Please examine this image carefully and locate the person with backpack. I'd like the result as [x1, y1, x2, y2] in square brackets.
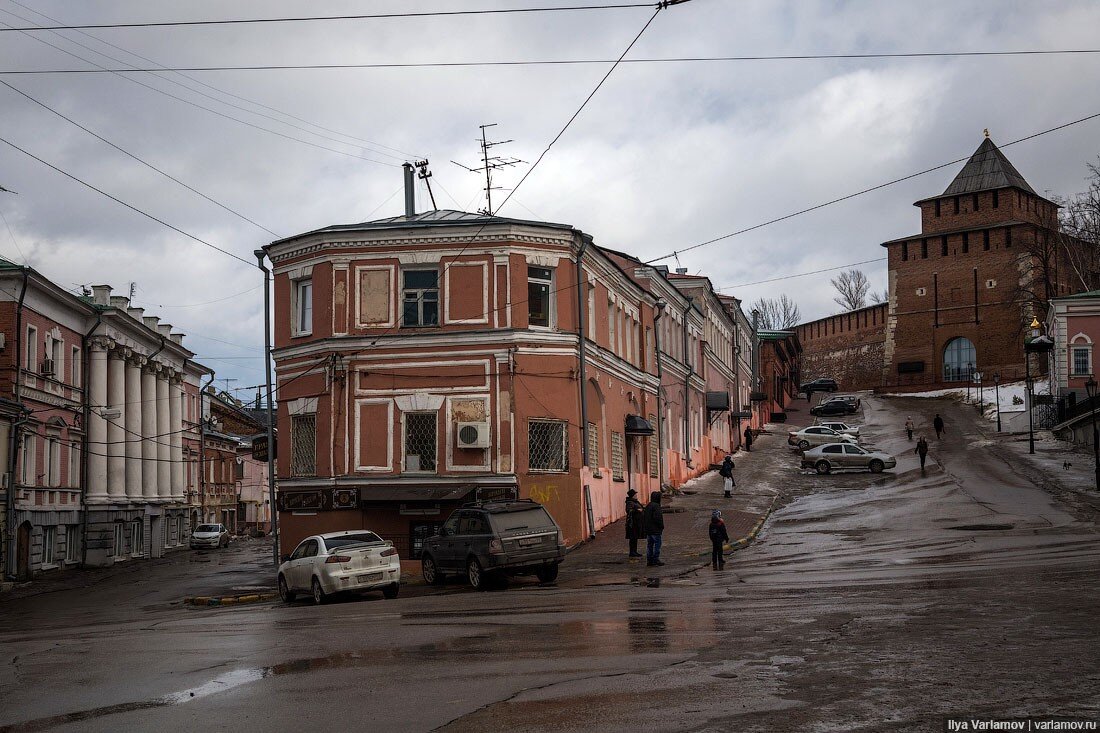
[709, 510, 729, 570]
[719, 455, 735, 498]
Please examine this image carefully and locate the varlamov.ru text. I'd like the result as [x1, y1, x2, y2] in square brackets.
[947, 720, 1098, 731]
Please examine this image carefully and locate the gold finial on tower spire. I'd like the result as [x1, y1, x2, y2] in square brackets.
[983, 128, 990, 139]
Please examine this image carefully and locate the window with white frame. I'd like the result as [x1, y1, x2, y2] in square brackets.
[48, 335, 62, 378]
[290, 413, 317, 477]
[528, 419, 567, 472]
[527, 266, 553, 328]
[607, 299, 616, 353]
[71, 346, 81, 387]
[624, 312, 633, 364]
[403, 412, 437, 472]
[648, 414, 659, 478]
[21, 432, 35, 485]
[65, 524, 79, 562]
[586, 422, 599, 471]
[610, 431, 625, 481]
[26, 325, 37, 371]
[113, 522, 125, 557]
[45, 437, 60, 487]
[130, 519, 144, 557]
[293, 279, 313, 335]
[401, 269, 439, 327]
[587, 286, 596, 340]
[42, 526, 56, 565]
[1071, 338, 1092, 376]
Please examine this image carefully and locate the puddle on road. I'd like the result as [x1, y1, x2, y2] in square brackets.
[948, 523, 1015, 531]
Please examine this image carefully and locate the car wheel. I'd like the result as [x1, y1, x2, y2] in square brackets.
[467, 558, 487, 591]
[798, 440, 810, 450]
[869, 459, 884, 473]
[815, 460, 831, 475]
[421, 555, 444, 585]
[382, 583, 400, 599]
[278, 574, 295, 603]
[311, 577, 327, 605]
[535, 564, 559, 583]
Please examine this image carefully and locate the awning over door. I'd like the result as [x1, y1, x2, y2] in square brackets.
[706, 391, 730, 412]
[624, 414, 655, 436]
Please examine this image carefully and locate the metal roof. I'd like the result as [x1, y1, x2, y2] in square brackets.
[880, 219, 1027, 247]
[939, 138, 1037, 197]
[271, 209, 576, 245]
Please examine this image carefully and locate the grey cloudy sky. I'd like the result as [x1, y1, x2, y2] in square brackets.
[1, 0, 1098, 394]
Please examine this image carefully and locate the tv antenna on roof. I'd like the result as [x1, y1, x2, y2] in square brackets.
[415, 160, 438, 211]
[451, 123, 525, 216]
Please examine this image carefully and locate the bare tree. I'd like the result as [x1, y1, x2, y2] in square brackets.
[750, 294, 801, 329]
[869, 288, 890, 304]
[1057, 158, 1100, 291]
[831, 269, 870, 311]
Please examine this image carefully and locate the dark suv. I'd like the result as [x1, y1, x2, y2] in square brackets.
[801, 378, 839, 396]
[421, 500, 566, 590]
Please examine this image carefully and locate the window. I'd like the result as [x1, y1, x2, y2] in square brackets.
[934, 199, 941, 217]
[941, 236, 948, 256]
[962, 232, 969, 254]
[71, 346, 81, 387]
[46, 438, 60, 487]
[113, 523, 125, 557]
[26, 325, 37, 371]
[290, 413, 317, 477]
[527, 266, 553, 328]
[587, 286, 596, 339]
[953, 196, 960, 214]
[65, 524, 79, 562]
[624, 314, 633, 363]
[458, 512, 490, 535]
[843, 444, 865, 455]
[401, 270, 439, 327]
[993, 189, 999, 209]
[130, 520, 143, 556]
[1072, 342, 1092, 376]
[528, 419, 567, 472]
[21, 433, 35, 485]
[1005, 228, 1012, 248]
[943, 337, 977, 382]
[293, 279, 313, 335]
[611, 431, 625, 481]
[921, 239, 928, 259]
[586, 422, 599, 471]
[973, 193, 980, 211]
[607, 299, 616, 353]
[822, 445, 843, 454]
[901, 242, 908, 261]
[42, 526, 56, 565]
[403, 412, 437, 472]
[983, 231, 990, 251]
[648, 414, 659, 478]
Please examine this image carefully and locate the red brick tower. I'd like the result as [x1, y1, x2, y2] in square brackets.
[882, 135, 1071, 388]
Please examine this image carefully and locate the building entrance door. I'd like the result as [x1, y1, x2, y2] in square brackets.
[16, 521, 31, 581]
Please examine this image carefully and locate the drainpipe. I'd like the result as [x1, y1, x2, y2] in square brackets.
[652, 301, 666, 485]
[254, 250, 278, 568]
[751, 309, 761, 428]
[575, 235, 590, 470]
[4, 266, 28, 580]
[682, 302, 692, 469]
[78, 310, 103, 568]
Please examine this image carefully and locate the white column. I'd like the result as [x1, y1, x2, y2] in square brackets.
[141, 365, 159, 500]
[86, 338, 109, 501]
[169, 376, 184, 501]
[106, 348, 127, 499]
[124, 355, 143, 500]
[156, 372, 171, 499]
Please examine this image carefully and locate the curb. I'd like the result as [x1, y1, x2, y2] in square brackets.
[184, 592, 278, 607]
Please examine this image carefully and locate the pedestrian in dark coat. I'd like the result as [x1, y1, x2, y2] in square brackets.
[933, 414, 945, 439]
[904, 417, 915, 441]
[719, 455, 735, 498]
[642, 491, 664, 567]
[709, 510, 730, 569]
[624, 489, 644, 558]
[743, 426, 753, 451]
[915, 437, 929, 470]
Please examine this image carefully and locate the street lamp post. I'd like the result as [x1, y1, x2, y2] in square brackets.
[1023, 316, 1054, 456]
[967, 362, 973, 403]
[993, 372, 1001, 432]
[1087, 378, 1099, 492]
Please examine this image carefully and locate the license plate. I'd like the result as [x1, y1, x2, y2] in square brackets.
[358, 572, 383, 583]
[518, 537, 541, 547]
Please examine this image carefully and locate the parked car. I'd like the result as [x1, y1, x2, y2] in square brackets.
[821, 394, 862, 413]
[800, 377, 839, 396]
[787, 426, 858, 451]
[421, 499, 566, 591]
[810, 400, 853, 418]
[190, 523, 230, 550]
[800, 443, 897, 474]
[813, 420, 861, 438]
[278, 530, 401, 604]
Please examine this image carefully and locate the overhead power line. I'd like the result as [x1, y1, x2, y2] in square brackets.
[0, 134, 254, 267]
[0, 4, 653, 33]
[717, 258, 889, 290]
[646, 110, 1100, 264]
[3, 49, 1099, 74]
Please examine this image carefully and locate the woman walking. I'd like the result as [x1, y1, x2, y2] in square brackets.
[915, 437, 929, 471]
[625, 489, 644, 558]
[709, 510, 729, 570]
[905, 417, 915, 441]
[719, 455, 735, 498]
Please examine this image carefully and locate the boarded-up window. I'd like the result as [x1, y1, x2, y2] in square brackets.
[359, 269, 392, 325]
[611, 431, 624, 481]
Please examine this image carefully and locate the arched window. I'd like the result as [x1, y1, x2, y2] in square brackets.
[1070, 334, 1093, 377]
[943, 337, 976, 382]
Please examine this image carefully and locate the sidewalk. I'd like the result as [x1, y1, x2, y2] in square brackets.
[557, 430, 784, 588]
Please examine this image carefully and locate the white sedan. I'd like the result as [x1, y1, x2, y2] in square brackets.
[278, 530, 401, 604]
[814, 421, 861, 438]
[787, 426, 858, 451]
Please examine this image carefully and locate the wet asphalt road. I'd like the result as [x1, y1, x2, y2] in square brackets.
[2, 395, 1099, 732]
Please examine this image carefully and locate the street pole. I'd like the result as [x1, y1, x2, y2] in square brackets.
[255, 250, 279, 568]
[1088, 379, 1099, 492]
[1026, 355, 1035, 455]
[978, 372, 983, 413]
[994, 372, 1001, 432]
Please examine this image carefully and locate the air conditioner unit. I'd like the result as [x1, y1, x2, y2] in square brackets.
[455, 421, 490, 449]
[41, 358, 55, 376]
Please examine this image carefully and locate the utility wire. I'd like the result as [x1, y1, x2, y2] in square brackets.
[5, 49, 1099, 74]
[0, 79, 282, 238]
[717, 257, 888, 290]
[646, 110, 1100, 263]
[0, 4, 654, 32]
[132, 285, 262, 308]
[0, 134, 254, 267]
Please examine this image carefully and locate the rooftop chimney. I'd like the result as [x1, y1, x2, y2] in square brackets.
[109, 295, 130, 310]
[91, 285, 112, 306]
[127, 307, 145, 322]
[675, 267, 688, 275]
[169, 333, 183, 345]
[157, 323, 173, 337]
[143, 316, 160, 331]
[402, 162, 415, 218]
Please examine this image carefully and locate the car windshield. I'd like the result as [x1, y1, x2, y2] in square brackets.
[490, 507, 554, 532]
[324, 532, 383, 550]
[195, 525, 221, 533]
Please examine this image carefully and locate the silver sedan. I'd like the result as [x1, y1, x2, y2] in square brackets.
[800, 443, 896, 474]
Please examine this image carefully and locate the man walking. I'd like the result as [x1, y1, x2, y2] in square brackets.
[905, 416, 915, 441]
[625, 489, 644, 558]
[915, 436, 929, 471]
[933, 413, 945, 439]
[709, 510, 729, 570]
[642, 490, 664, 567]
[719, 454, 735, 498]
[743, 426, 753, 451]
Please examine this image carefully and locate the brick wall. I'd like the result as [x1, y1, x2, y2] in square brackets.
[796, 304, 888, 391]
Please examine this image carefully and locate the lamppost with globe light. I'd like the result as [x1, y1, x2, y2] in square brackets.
[1024, 316, 1054, 455]
[1086, 377, 1100, 491]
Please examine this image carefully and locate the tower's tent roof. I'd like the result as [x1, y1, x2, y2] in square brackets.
[941, 137, 1037, 197]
